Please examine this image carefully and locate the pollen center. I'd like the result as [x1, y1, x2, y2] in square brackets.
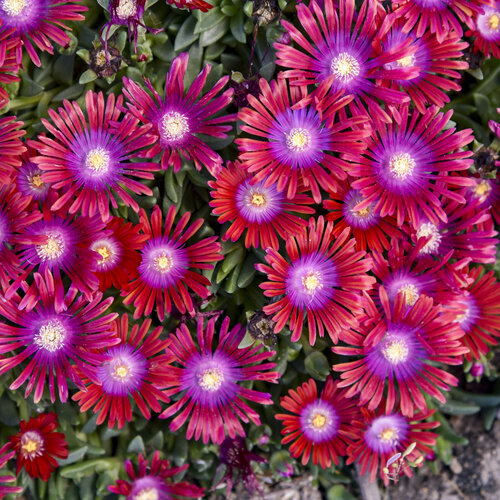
[311, 412, 327, 429]
[36, 233, 65, 261]
[473, 179, 492, 202]
[382, 338, 409, 364]
[250, 192, 267, 207]
[134, 489, 159, 500]
[96, 245, 113, 264]
[161, 111, 189, 142]
[198, 368, 224, 391]
[397, 283, 419, 306]
[302, 271, 322, 294]
[20, 431, 44, 459]
[397, 54, 416, 67]
[286, 128, 311, 152]
[86, 148, 110, 174]
[1, 0, 29, 16]
[330, 52, 361, 82]
[34, 319, 66, 352]
[29, 174, 44, 189]
[116, 0, 137, 19]
[353, 205, 372, 218]
[378, 427, 398, 444]
[153, 254, 174, 273]
[488, 13, 500, 30]
[389, 152, 416, 180]
[416, 222, 442, 254]
[112, 363, 131, 382]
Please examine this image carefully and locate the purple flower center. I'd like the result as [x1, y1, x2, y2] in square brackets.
[478, 8, 500, 39]
[299, 399, 339, 443]
[0, 0, 44, 28]
[129, 475, 167, 500]
[159, 110, 190, 145]
[364, 414, 409, 454]
[20, 430, 45, 459]
[98, 345, 148, 396]
[342, 189, 379, 229]
[33, 318, 67, 353]
[286, 253, 338, 310]
[91, 236, 122, 270]
[412, 0, 447, 9]
[17, 161, 50, 200]
[235, 178, 283, 223]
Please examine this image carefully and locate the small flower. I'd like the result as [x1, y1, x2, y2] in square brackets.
[9, 412, 68, 481]
[470, 361, 484, 377]
[108, 451, 204, 499]
[121, 205, 223, 321]
[256, 216, 375, 345]
[166, 0, 213, 12]
[14, 144, 51, 202]
[0, 115, 25, 185]
[0, 33, 20, 110]
[466, 1, 500, 58]
[122, 52, 235, 175]
[0, 443, 23, 498]
[276, 377, 358, 469]
[159, 316, 280, 444]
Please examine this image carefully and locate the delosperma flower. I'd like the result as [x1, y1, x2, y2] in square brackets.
[159, 316, 280, 444]
[467, 1, 500, 58]
[0, 115, 25, 185]
[15, 144, 51, 202]
[256, 216, 375, 345]
[0, 443, 22, 497]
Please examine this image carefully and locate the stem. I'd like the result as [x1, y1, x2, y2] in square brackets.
[356, 463, 381, 500]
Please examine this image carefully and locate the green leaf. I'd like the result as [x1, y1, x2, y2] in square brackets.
[0, 395, 20, 426]
[53, 84, 85, 102]
[60, 458, 119, 480]
[451, 388, 500, 408]
[437, 399, 480, 416]
[127, 435, 145, 454]
[435, 436, 452, 465]
[221, 245, 245, 274]
[304, 351, 330, 381]
[230, 10, 246, 43]
[79, 70, 97, 84]
[199, 18, 230, 48]
[482, 407, 497, 431]
[473, 93, 491, 121]
[327, 485, 357, 500]
[194, 7, 226, 34]
[58, 447, 88, 467]
[175, 16, 199, 52]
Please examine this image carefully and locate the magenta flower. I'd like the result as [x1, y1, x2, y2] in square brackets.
[122, 52, 235, 175]
[0, 268, 118, 403]
[467, 2, 500, 58]
[0, 32, 20, 110]
[0, 115, 25, 186]
[0, 443, 22, 497]
[30, 91, 159, 221]
[14, 144, 51, 202]
[159, 316, 280, 444]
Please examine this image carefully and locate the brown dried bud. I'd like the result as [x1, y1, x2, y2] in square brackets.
[89, 45, 123, 79]
[247, 310, 277, 346]
[252, 0, 280, 26]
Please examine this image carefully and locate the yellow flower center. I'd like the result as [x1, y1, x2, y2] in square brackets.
[112, 363, 131, 382]
[302, 271, 322, 294]
[86, 148, 110, 173]
[473, 179, 492, 202]
[488, 13, 500, 30]
[161, 111, 189, 141]
[116, 0, 137, 19]
[389, 152, 416, 180]
[286, 128, 311, 152]
[34, 320, 66, 352]
[397, 283, 419, 306]
[96, 245, 113, 264]
[36, 233, 65, 261]
[379, 427, 398, 444]
[29, 173, 45, 189]
[153, 254, 174, 273]
[198, 368, 224, 391]
[416, 222, 441, 254]
[311, 412, 327, 429]
[1, 0, 29, 16]
[382, 338, 409, 364]
[397, 54, 416, 68]
[20, 431, 44, 459]
[134, 489, 159, 500]
[330, 52, 361, 82]
[250, 192, 267, 207]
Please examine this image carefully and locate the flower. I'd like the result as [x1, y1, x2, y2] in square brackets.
[208, 161, 315, 249]
[167, 0, 213, 12]
[346, 406, 439, 483]
[0, 32, 20, 110]
[256, 216, 375, 345]
[73, 315, 172, 428]
[276, 377, 358, 469]
[323, 182, 402, 252]
[467, 2, 500, 58]
[236, 77, 369, 203]
[14, 143, 51, 202]
[122, 52, 235, 175]
[0, 443, 23, 498]
[0, 268, 118, 403]
[275, 0, 418, 117]
[333, 291, 468, 416]
[0, 0, 87, 67]
[9, 412, 68, 481]
[30, 91, 159, 221]
[91, 216, 148, 292]
[108, 451, 204, 499]
[0, 115, 25, 185]
[159, 316, 280, 444]
[391, 0, 486, 43]
[121, 205, 223, 321]
[348, 105, 474, 227]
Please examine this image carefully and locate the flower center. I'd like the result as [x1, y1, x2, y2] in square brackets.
[378, 427, 399, 444]
[330, 52, 360, 82]
[161, 111, 189, 141]
[389, 152, 416, 180]
[250, 192, 267, 207]
[382, 338, 409, 364]
[488, 13, 500, 30]
[302, 271, 322, 294]
[36, 233, 65, 261]
[198, 368, 224, 391]
[29, 173, 45, 189]
[20, 431, 44, 459]
[310, 412, 327, 429]
[111, 363, 132, 382]
[96, 245, 113, 264]
[397, 283, 419, 306]
[34, 319, 66, 352]
[153, 254, 174, 273]
[1, 0, 29, 16]
[397, 54, 416, 67]
[352, 205, 372, 218]
[133, 489, 159, 500]
[85, 148, 110, 173]
[116, 0, 137, 19]
[416, 222, 441, 254]
[473, 179, 492, 202]
[286, 128, 311, 152]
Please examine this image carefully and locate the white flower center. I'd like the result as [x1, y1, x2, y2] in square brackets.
[86, 148, 110, 174]
[309, 412, 327, 430]
[488, 13, 500, 31]
[111, 362, 132, 383]
[473, 179, 492, 202]
[250, 192, 267, 207]
[153, 253, 174, 273]
[330, 52, 360, 82]
[34, 319, 66, 352]
[1, 0, 29, 16]
[416, 222, 441, 254]
[198, 368, 224, 391]
[36, 233, 65, 261]
[116, 0, 137, 19]
[286, 128, 311, 152]
[20, 431, 45, 459]
[28, 173, 45, 189]
[133, 489, 159, 500]
[378, 427, 399, 444]
[382, 338, 409, 364]
[389, 152, 416, 180]
[397, 54, 416, 68]
[397, 283, 419, 306]
[161, 111, 189, 141]
[95, 245, 113, 265]
[302, 271, 322, 294]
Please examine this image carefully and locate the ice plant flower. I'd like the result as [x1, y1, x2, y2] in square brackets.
[73, 315, 172, 428]
[9, 413, 68, 482]
[348, 105, 474, 227]
[0, 32, 20, 110]
[237, 77, 370, 203]
[0, 443, 22, 498]
[91, 216, 148, 292]
[208, 161, 315, 249]
[0, 0, 87, 67]
[167, 0, 213, 11]
[0, 268, 119, 403]
[275, 0, 418, 117]
[108, 451, 204, 499]
[30, 91, 159, 221]
[0, 115, 25, 185]
[467, 2, 500, 58]
[324, 182, 402, 252]
[122, 52, 235, 175]
[121, 205, 223, 321]
[276, 377, 358, 469]
[15, 144, 51, 202]
[346, 406, 439, 483]
[159, 316, 280, 444]
[256, 216, 375, 345]
[333, 291, 468, 416]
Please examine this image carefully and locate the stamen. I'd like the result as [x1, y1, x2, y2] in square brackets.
[397, 54, 415, 68]
[161, 111, 189, 142]
[115, 0, 137, 19]
[310, 412, 327, 430]
[96, 245, 113, 264]
[416, 222, 441, 255]
[473, 179, 492, 203]
[389, 152, 416, 180]
[85, 148, 110, 174]
[302, 271, 322, 294]
[133, 489, 159, 500]
[34, 319, 66, 352]
[330, 52, 361, 82]
[285, 128, 311, 152]
[29, 173, 45, 189]
[20, 431, 44, 459]
[153, 254, 174, 273]
[378, 427, 399, 444]
[36, 233, 65, 261]
[398, 283, 419, 306]
[111, 363, 131, 382]
[382, 338, 409, 364]
[488, 13, 500, 30]
[250, 192, 267, 207]
[1, 0, 29, 17]
[198, 367, 224, 391]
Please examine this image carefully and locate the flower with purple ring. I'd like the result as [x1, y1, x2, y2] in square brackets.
[159, 316, 280, 444]
[15, 148, 51, 202]
[0, 115, 25, 185]
[467, 2, 500, 58]
[0, 443, 23, 497]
